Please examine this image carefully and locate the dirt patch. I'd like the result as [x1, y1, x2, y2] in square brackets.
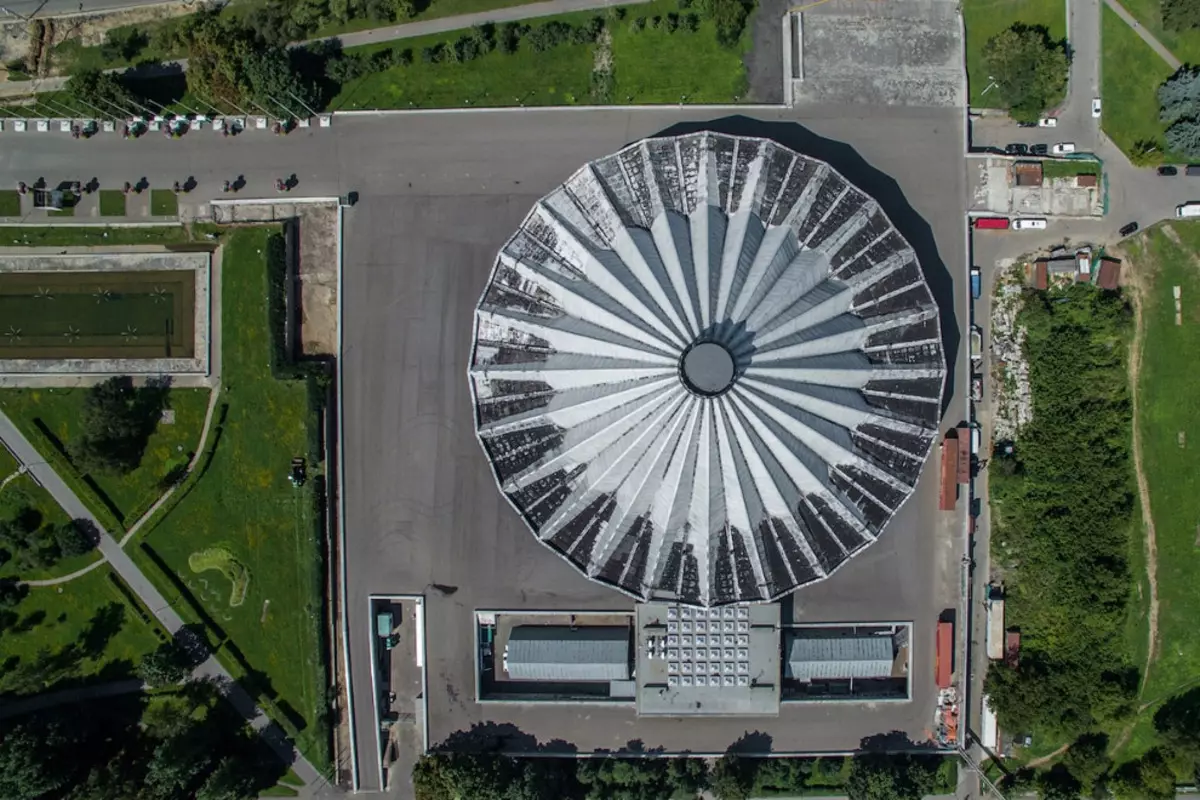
[1025, 742, 1070, 769]
[297, 204, 339, 356]
[0, 1, 191, 79]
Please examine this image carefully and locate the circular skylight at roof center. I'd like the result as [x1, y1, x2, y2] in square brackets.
[469, 132, 946, 607]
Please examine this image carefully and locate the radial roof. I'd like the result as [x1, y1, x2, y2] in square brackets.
[469, 132, 945, 607]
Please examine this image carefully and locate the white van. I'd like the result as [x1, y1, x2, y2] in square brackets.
[1177, 202, 1200, 218]
[1012, 218, 1048, 230]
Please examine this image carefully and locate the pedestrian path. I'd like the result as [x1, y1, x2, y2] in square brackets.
[1104, 0, 1182, 69]
[0, 409, 326, 791]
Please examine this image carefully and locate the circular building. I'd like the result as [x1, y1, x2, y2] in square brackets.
[468, 132, 945, 607]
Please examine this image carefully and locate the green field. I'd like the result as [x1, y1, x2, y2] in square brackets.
[150, 189, 179, 217]
[0, 189, 20, 216]
[0, 387, 209, 528]
[0, 465, 101, 582]
[130, 227, 328, 768]
[99, 190, 127, 217]
[1102, 4, 1178, 161]
[0, 225, 202, 247]
[0, 564, 163, 696]
[963, 0, 1066, 107]
[1117, 223, 1200, 757]
[1102, 0, 1197, 63]
[330, 0, 749, 109]
[1041, 158, 1101, 179]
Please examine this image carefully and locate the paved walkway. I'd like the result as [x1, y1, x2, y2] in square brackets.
[0, 410, 326, 791]
[0, 679, 145, 720]
[1104, 0, 1183, 69]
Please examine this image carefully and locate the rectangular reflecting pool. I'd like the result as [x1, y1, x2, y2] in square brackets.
[0, 270, 196, 360]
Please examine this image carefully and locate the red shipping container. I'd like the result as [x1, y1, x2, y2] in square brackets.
[956, 426, 971, 484]
[974, 217, 1011, 230]
[936, 620, 953, 689]
[939, 436, 958, 511]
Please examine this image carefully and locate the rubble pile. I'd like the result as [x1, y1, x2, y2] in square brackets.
[991, 264, 1033, 441]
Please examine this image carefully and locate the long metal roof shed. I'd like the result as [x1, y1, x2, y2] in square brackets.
[504, 626, 631, 682]
[784, 635, 893, 682]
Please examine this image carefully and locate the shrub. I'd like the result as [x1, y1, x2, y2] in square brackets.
[453, 34, 481, 61]
[499, 21, 523, 53]
[701, 0, 751, 46]
[394, 46, 413, 65]
[650, 15, 662, 28]
[684, 11, 701, 31]
[665, 11, 680, 32]
[632, 16, 647, 30]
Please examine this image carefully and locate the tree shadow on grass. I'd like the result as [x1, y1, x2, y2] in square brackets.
[81, 602, 127, 659]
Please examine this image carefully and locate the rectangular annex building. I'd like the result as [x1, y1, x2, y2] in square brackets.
[503, 625, 631, 682]
[784, 634, 893, 682]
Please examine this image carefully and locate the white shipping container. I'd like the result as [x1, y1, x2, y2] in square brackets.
[986, 597, 1005, 660]
[981, 695, 1000, 751]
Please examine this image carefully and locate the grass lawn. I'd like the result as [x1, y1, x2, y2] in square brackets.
[0, 189, 20, 216]
[131, 227, 328, 768]
[1104, 0, 1198, 64]
[962, 0, 1066, 107]
[1041, 158, 1100, 179]
[0, 564, 163, 696]
[0, 387, 210, 528]
[0, 225, 200, 247]
[1102, 4, 1178, 160]
[0, 469, 103, 583]
[330, 0, 749, 109]
[150, 189, 179, 217]
[98, 190, 127, 217]
[1114, 223, 1200, 758]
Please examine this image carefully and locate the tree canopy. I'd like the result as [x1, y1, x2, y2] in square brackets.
[982, 24, 1070, 121]
[1159, 67, 1200, 157]
[73, 376, 166, 475]
[65, 69, 143, 116]
[985, 284, 1137, 740]
[1162, 0, 1200, 31]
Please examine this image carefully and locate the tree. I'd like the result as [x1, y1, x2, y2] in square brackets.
[1061, 732, 1111, 793]
[1166, 118, 1200, 156]
[196, 757, 255, 800]
[700, 0, 751, 46]
[100, 26, 148, 62]
[137, 641, 192, 687]
[982, 24, 1069, 121]
[577, 758, 672, 799]
[74, 376, 154, 474]
[1162, 0, 1200, 32]
[53, 520, 94, 558]
[710, 754, 756, 800]
[846, 753, 934, 800]
[1037, 765, 1081, 800]
[0, 578, 28, 609]
[65, 69, 141, 115]
[1108, 749, 1177, 800]
[668, 756, 709, 794]
[0, 725, 67, 800]
[144, 727, 213, 799]
[1154, 687, 1200, 756]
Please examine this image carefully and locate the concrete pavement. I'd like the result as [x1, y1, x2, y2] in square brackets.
[0, 407, 326, 790]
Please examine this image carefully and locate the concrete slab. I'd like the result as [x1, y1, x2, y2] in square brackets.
[339, 106, 968, 789]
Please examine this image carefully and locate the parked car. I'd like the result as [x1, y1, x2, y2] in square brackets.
[1013, 218, 1048, 230]
[1159, 166, 1179, 176]
[1038, 117, 1058, 127]
[1030, 143, 1049, 155]
[1017, 121, 1038, 128]
[1092, 97, 1102, 118]
[1004, 143, 1029, 155]
[1119, 221, 1139, 237]
[1188, 165, 1200, 176]
[1051, 143, 1076, 155]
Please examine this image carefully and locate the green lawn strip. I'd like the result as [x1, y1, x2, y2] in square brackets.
[133, 227, 329, 770]
[330, 0, 747, 109]
[1041, 158, 1101, 179]
[307, 0, 545, 38]
[98, 190, 127, 217]
[0, 388, 209, 528]
[962, 0, 1066, 107]
[1125, 223, 1200, 758]
[1101, 4, 1178, 160]
[1102, 0, 1198, 64]
[0, 564, 163, 696]
[150, 189, 179, 217]
[0, 190, 20, 216]
[331, 18, 597, 109]
[0, 226, 195, 247]
[608, 5, 748, 103]
[0, 471, 103, 582]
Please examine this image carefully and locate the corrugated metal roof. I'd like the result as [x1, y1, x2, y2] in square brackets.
[785, 635, 893, 681]
[505, 626, 630, 681]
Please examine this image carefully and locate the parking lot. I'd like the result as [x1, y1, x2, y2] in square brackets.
[339, 104, 969, 788]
